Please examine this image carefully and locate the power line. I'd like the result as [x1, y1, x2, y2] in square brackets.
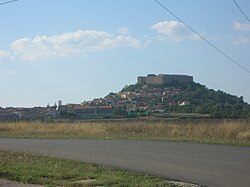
[154, 0, 250, 75]
[233, 0, 250, 23]
[0, 0, 20, 6]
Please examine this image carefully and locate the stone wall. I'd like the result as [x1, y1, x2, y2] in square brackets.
[137, 74, 193, 85]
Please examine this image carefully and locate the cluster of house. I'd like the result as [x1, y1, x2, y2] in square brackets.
[0, 102, 113, 121]
[0, 74, 193, 121]
[0, 106, 57, 121]
[0, 89, 187, 121]
[112, 87, 188, 112]
[84, 86, 189, 114]
[59, 104, 113, 119]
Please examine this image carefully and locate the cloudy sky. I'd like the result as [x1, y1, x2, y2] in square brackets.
[0, 0, 250, 107]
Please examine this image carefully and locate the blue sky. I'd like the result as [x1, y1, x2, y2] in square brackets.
[0, 0, 250, 107]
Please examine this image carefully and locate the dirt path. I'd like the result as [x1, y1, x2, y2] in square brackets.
[0, 179, 43, 187]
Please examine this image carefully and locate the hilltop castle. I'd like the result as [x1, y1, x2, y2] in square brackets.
[137, 74, 193, 85]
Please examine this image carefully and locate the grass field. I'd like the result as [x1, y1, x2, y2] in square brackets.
[0, 119, 249, 186]
[0, 150, 182, 187]
[0, 119, 249, 146]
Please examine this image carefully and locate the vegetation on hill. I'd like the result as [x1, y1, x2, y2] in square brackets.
[120, 82, 250, 119]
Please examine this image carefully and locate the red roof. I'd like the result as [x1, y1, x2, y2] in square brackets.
[74, 105, 112, 110]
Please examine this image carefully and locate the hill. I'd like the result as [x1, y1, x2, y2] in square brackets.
[1, 76, 249, 120]
[113, 81, 250, 119]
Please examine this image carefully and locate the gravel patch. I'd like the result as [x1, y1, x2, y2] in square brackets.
[169, 180, 201, 187]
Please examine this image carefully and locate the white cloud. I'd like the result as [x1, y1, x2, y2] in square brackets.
[9, 29, 140, 61]
[152, 21, 200, 41]
[116, 27, 130, 35]
[233, 22, 250, 31]
[0, 50, 10, 58]
[233, 36, 250, 44]
[232, 22, 250, 44]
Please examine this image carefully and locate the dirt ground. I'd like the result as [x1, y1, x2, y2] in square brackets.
[0, 179, 43, 187]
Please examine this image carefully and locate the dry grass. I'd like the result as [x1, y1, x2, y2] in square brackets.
[0, 119, 249, 146]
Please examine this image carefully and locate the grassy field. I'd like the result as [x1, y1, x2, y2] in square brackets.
[0, 150, 181, 187]
[0, 119, 249, 146]
[0, 119, 249, 186]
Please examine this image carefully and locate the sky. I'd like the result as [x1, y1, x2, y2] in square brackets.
[0, 0, 250, 107]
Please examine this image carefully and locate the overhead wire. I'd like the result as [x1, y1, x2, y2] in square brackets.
[232, 0, 250, 23]
[153, 0, 250, 75]
[0, 0, 20, 6]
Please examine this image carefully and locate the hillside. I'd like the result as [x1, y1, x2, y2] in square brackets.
[1, 77, 249, 121]
[114, 81, 250, 119]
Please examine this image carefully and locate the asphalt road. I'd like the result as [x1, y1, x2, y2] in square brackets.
[0, 138, 249, 187]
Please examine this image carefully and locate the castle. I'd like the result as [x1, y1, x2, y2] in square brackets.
[137, 74, 193, 85]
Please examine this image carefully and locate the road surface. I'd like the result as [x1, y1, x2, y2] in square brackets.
[0, 138, 249, 187]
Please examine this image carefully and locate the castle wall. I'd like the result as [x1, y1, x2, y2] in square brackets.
[137, 76, 146, 84]
[171, 75, 193, 83]
[146, 74, 164, 84]
[137, 74, 193, 85]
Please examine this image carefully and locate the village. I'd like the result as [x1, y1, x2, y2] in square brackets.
[0, 74, 194, 121]
[0, 86, 188, 121]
